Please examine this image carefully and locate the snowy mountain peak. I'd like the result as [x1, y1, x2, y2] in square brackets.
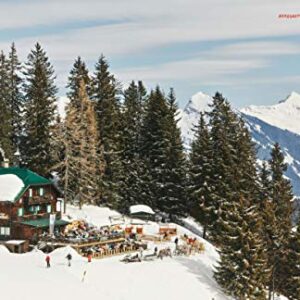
[241, 91, 300, 135]
[279, 91, 300, 106]
[184, 91, 212, 114]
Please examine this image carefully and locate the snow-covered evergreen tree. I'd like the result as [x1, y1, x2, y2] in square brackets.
[118, 81, 147, 212]
[7, 43, 23, 155]
[285, 222, 300, 300]
[140, 87, 186, 216]
[91, 55, 122, 208]
[22, 43, 57, 176]
[0, 50, 13, 161]
[214, 196, 268, 300]
[189, 112, 214, 239]
[163, 88, 187, 217]
[267, 143, 294, 298]
[67, 56, 90, 108]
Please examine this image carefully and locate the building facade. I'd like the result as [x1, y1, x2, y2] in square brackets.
[0, 167, 68, 241]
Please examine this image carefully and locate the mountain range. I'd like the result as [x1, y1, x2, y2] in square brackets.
[178, 91, 300, 198]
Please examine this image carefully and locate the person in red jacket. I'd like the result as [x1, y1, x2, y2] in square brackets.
[45, 255, 51, 268]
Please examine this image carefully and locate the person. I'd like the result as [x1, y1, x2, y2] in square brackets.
[45, 255, 51, 268]
[66, 253, 72, 267]
[87, 252, 92, 263]
[139, 246, 144, 259]
[174, 237, 179, 249]
[154, 247, 158, 256]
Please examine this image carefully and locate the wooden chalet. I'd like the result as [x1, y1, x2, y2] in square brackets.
[0, 167, 68, 241]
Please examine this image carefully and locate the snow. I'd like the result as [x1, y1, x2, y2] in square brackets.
[64, 204, 121, 226]
[129, 204, 155, 215]
[5, 240, 26, 245]
[178, 91, 213, 148]
[0, 174, 24, 202]
[57, 96, 70, 119]
[241, 91, 300, 136]
[0, 204, 230, 300]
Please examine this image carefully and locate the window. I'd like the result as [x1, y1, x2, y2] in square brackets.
[35, 205, 40, 214]
[56, 201, 61, 212]
[39, 188, 44, 196]
[29, 188, 33, 198]
[17, 208, 24, 217]
[0, 227, 10, 236]
[47, 204, 52, 213]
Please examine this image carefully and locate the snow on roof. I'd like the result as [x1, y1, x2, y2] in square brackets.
[5, 240, 26, 245]
[0, 174, 25, 202]
[129, 204, 155, 215]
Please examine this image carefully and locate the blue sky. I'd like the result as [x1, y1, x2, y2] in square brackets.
[0, 0, 300, 108]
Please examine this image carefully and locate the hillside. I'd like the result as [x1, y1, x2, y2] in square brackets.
[0, 205, 230, 300]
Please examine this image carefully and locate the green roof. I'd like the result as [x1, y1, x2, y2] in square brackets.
[0, 167, 51, 186]
[20, 218, 69, 228]
[0, 167, 53, 202]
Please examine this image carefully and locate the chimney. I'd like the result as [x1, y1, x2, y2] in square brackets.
[2, 158, 10, 168]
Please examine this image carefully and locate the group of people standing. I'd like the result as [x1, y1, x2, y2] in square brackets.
[45, 252, 92, 268]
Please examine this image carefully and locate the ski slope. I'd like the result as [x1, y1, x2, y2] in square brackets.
[0, 205, 229, 300]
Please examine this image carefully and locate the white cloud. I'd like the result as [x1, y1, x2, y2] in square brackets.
[210, 41, 300, 57]
[1, 0, 300, 59]
[115, 56, 268, 84]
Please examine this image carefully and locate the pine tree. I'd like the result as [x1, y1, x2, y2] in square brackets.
[285, 222, 300, 300]
[119, 81, 146, 212]
[189, 112, 214, 239]
[139, 87, 186, 216]
[67, 56, 90, 108]
[140, 87, 170, 210]
[7, 43, 23, 154]
[22, 43, 58, 176]
[64, 80, 104, 206]
[91, 55, 122, 208]
[208, 92, 242, 243]
[214, 196, 268, 300]
[267, 143, 294, 298]
[0, 50, 13, 161]
[163, 88, 187, 217]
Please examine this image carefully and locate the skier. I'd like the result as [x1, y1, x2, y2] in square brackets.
[66, 253, 72, 267]
[45, 255, 51, 268]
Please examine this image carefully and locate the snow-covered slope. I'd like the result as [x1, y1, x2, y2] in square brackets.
[179, 92, 300, 197]
[241, 92, 300, 136]
[0, 205, 229, 300]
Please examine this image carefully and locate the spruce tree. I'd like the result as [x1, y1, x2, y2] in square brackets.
[189, 112, 214, 239]
[267, 143, 294, 298]
[285, 222, 300, 300]
[140, 87, 186, 216]
[119, 81, 146, 212]
[91, 55, 122, 208]
[67, 56, 90, 108]
[208, 92, 241, 243]
[22, 43, 58, 176]
[0, 50, 13, 161]
[7, 43, 23, 154]
[214, 196, 268, 300]
[140, 88, 169, 210]
[163, 88, 187, 217]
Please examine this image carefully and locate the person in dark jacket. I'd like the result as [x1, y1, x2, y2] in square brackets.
[66, 253, 72, 267]
[45, 255, 51, 268]
[174, 237, 179, 249]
